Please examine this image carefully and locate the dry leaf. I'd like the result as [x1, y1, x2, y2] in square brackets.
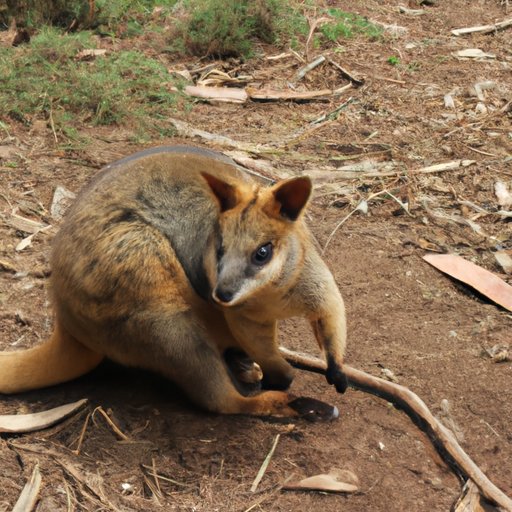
[9, 213, 48, 234]
[283, 469, 359, 493]
[0, 399, 88, 433]
[423, 253, 512, 312]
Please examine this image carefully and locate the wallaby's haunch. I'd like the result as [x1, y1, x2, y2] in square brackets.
[0, 146, 348, 417]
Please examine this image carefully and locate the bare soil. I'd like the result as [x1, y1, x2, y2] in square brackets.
[1, 1, 511, 511]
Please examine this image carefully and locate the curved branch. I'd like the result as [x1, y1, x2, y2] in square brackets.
[279, 346, 512, 512]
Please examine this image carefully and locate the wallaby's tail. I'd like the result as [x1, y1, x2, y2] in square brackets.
[0, 322, 104, 394]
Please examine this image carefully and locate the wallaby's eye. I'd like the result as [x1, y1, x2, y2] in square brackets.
[251, 242, 273, 266]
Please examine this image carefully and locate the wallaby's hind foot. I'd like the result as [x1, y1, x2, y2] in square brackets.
[225, 390, 299, 417]
[0, 322, 104, 394]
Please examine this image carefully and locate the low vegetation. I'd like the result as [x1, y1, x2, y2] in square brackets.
[0, 28, 180, 141]
[0, 0, 381, 142]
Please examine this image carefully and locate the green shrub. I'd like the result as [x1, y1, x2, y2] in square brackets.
[0, 0, 178, 31]
[0, 28, 179, 137]
[171, 0, 308, 58]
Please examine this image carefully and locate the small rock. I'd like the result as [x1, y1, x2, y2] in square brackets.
[381, 368, 399, 383]
[50, 185, 76, 220]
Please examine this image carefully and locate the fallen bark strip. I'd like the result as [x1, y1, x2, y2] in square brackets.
[169, 118, 263, 153]
[181, 85, 248, 104]
[452, 18, 512, 36]
[12, 464, 41, 512]
[246, 87, 334, 101]
[279, 346, 512, 511]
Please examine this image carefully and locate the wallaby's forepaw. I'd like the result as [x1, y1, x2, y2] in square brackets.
[326, 362, 348, 394]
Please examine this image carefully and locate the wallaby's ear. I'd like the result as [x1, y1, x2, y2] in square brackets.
[270, 176, 312, 221]
[202, 172, 239, 212]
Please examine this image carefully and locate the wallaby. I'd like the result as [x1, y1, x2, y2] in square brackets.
[0, 146, 348, 417]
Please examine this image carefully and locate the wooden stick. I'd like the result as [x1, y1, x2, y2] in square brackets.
[452, 18, 512, 36]
[279, 347, 512, 511]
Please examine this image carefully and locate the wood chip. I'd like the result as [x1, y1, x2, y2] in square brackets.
[453, 479, 485, 512]
[0, 259, 17, 273]
[399, 5, 425, 15]
[423, 253, 512, 312]
[296, 55, 326, 81]
[76, 48, 107, 61]
[412, 160, 476, 174]
[8, 213, 48, 234]
[0, 399, 88, 433]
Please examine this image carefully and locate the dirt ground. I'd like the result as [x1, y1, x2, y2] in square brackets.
[1, 1, 511, 510]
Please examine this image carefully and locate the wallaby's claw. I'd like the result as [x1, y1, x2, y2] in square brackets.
[326, 364, 349, 394]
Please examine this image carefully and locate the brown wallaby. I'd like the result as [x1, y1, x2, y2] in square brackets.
[0, 146, 348, 417]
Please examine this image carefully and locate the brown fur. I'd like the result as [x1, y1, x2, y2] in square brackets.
[0, 146, 347, 416]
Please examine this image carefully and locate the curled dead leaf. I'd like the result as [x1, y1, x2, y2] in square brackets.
[283, 469, 359, 494]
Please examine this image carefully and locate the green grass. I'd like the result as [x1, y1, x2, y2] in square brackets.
[319, 8, 382, 42]
[0, 28, 180, 140]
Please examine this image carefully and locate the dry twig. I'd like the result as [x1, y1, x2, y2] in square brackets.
[92, 406, 129, 441]
[251, 433, 281, 492]
[279, 347, 512, 511]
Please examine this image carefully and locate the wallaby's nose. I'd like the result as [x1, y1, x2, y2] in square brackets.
[214, 288, 234, 304]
